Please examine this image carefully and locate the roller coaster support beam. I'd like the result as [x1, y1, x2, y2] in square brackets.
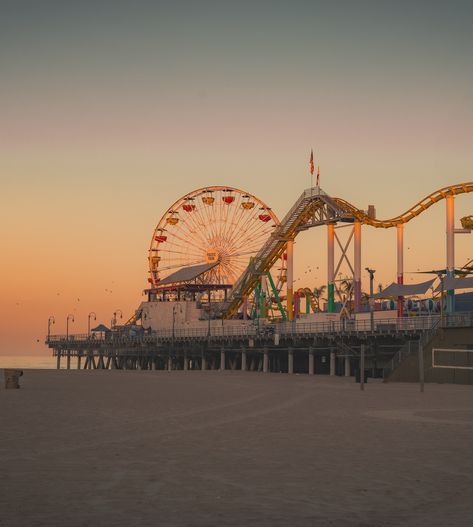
[446, 195, 455, 313]
[397, 224, 404, 318]
[260, 275, 268, 318]
[354, 221, 362, 313]
[286, 240, 294, 321]
[327, 223, 335, 312]
[266, 272, 287, 321]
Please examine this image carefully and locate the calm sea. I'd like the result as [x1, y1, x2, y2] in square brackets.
[0, 355, 57, 369]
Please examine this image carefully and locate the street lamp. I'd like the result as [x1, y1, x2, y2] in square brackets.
[365, 268, 376, 331]
[88, 312, 96, 336]
[112, 309, 123, 328]
[66, 314, 75, 341]
[47, 316, 55, 341]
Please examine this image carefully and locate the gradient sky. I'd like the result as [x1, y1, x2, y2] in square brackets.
[1, 1, 472, 357]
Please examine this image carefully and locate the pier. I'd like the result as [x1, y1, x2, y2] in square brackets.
[46, 313, 473, 383]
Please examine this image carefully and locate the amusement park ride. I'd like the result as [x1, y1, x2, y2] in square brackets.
[138, 182, 473, 334]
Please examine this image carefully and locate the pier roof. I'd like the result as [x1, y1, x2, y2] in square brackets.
[158, 262, 218, 285]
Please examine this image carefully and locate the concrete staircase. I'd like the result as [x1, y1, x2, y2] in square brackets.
[385, 327, 473, 385]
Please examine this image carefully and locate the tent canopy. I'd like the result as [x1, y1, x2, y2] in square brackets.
[435, 276, 473, 292]
[91, 324, 110, 332]
[374, 279, 435, 299]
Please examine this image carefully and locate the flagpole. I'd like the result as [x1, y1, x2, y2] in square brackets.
[309, 149, 314, 190]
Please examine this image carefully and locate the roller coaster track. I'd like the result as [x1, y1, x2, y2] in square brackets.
[224, 182, 473, 318]
[296, 288, 321, 313]
[334, 182, 473, 228]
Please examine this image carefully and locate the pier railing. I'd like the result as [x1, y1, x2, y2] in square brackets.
[47, 312, 473, 345]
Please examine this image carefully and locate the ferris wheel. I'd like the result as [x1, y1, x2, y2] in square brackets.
[148, 186, 283, 289]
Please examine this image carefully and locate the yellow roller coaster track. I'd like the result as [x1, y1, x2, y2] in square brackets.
[296, 288, 320, 313]
[333, 182, 473, 228]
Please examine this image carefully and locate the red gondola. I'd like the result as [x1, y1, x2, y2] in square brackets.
[183, 204, 196, 212]
[259, 214, 271, 222]
[154, 235, 167, 242]
[222, 196, 235, 204]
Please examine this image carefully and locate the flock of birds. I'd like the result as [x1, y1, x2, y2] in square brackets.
[15, 281, 119, 343]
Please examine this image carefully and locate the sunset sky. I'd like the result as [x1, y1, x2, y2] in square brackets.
[1, 1, 472, 357]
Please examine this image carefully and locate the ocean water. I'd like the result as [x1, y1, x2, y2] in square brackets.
[0, 355, 57, 369]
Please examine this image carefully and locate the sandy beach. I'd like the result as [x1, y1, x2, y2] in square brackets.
[1, 370, 473, 527]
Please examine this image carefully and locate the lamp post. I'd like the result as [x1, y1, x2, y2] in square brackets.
[66, 314, 74, 341]
[47, 316, 55, 341]
[112, 309, 123, 328]
[365, 268, 376, 331]
[88, 312, 96, 336]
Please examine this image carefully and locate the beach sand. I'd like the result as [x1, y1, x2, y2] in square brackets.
[1, 370, 472, 526]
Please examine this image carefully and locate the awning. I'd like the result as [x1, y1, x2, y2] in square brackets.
[159, 262, 218, 285]
[434, 276, 473, 292]
[374, 279, 435, 299]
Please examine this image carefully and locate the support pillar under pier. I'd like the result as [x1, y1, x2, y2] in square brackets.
[183, 351, 188, 371]
[263, 347, 269, 373]
[344, 356, 351, 377]
[241, 348, 247, 371]
[330, 350, 336, 376]
[308, 348, 314, 375]
[56, 352, 61, 370]
[288, 348, 294, 374]
[220, 348, 225, 371]
[201, 351, 207, 371]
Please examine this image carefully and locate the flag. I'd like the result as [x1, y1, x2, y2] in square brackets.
[316, 165, 320, 186]
[309, 149, 314, 175]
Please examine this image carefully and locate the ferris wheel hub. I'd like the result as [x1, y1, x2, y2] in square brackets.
[206, 248, 219, 264]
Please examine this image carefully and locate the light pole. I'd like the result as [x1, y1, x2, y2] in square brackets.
[365, 268, 376, 331]
[66, 314, 74, 341]
[88, 312, 96, 336]
[47, 316, 55, 341]
[112, 309, 123, 328]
